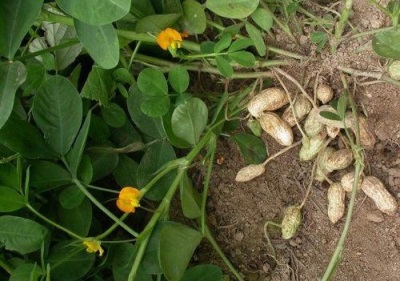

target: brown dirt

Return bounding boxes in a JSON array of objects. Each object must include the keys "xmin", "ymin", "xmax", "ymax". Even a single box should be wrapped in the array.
[{"xmin": 197, "ymin": 1, "xmax": 400, "ymax": 280}]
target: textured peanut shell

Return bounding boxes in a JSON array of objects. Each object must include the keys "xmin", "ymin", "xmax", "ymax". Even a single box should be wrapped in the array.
[
  {"xmin": 259, "ymin": 112, "xmax": 293, "ymax": 146},
  {"xmin": 325, "ymin": 149, "xmax": 353, "ymax": 172},
  {"xmin": 327, "ymin": 183, "xmax": 346, "ymax": 224},
  {"xmin": 341, "ymin": 171, "xmax": 363, "ymax": 192},
  {"xmin": 316, "ymin": 84, "xmax": 334, "ymax": 104},
  {"xmin": 235, "ymin": 164, "xmax": 266, "ymax": 182},
  {"xmin": 299, "ymin": 133, "xmax": 326, "ymax": 161},
  {"xmin": 304, "ymin": 108, "xmax": 325, "ymax": 137},
  {"xmin": 282, "ymin": 95, "xmax": 312, "ymax": 127},
  {"xmin": 326, "ymin": 125, "xmax": 340, "ymax": 138},
  {"xmin": 314, "ymin": 147, "xmax": 335, "ymax": 182},
  {"xmin": 361, "ymin": 176, "xmax": 398, "ymax": 216},
  {"xmin": 354, "ymin": 116, "xmax": 376, "ymax": 150},
  {"xmin": 281, "ymin": 206, "xmax": 302, "ymax": 240},
  {"xmin": 248, "ymin": 87, "xmax": 289, "ymax": 117}
]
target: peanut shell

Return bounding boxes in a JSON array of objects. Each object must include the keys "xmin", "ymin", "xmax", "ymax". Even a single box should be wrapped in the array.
[
  {"xmin": 361, "ymin": 176, "xmax": 398, "ymax": 216},
  {"xmin": 304, "ymin": 108, "xmax": 325, "ymax": 137},
  {"xmin": 326, "ymin": 125, "xmax": 340, "ymax": 139},
  {"xmin": 248, "ymin": 87, "xmax": 289, "ymax": 118},
  {"xmin": 325, "ymin": 149, "xmax": 353, "ymax": 172},
  {"xmin": 299, "ymin": 133, "xmax": 326, "ymax": 161},
  {"xmin": 259, "ymin": 112, "xmax": 293, "ymax": 146},
  {"xmin": 235, "ymin": 164, "xmax": 266, "ymax": 182},
  {"xmin": 316, "ymin": 84, "xmax": 334, "ymax": 104},
  {"xmin": 327, "ymin": 183, "xmax": 346, "ymax": 224},
  {"xmin": 341, "ymin": 171, "xmax": 363, "ymax": 192},
  {"xmin": 281, "ymin": 206, "xmax": 302, "ymax": 240},
  {"xmin": 281, "ymin": 95, "xmax": 312, "ymax": 127},
  {"xmin": 314, "ymin": 147, "xmax": 335, "ymax": 182}
]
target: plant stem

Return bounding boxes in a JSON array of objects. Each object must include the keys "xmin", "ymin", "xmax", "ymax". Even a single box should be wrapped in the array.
[
  {"xmin": 14, "ymin": 39, "xmax": 80, "ymax": 61},
  {"xmin": 26, "ymin": 204, "xmax": 83, "ymax": 240},
  {"xmin": 332, "ymin": 0, "xmax": 354, "ymax": 52},
  {"xmin": 368, "ymin": 0, "xmax": 391, "ymax": 17},
  {"xmin": 337, "ymin": 66, "xmax": 400, "ymax": 87},
  {"xmin": 349, "ymin": 26, "xmax": 394, "ymax": 40},
  {"xmin": 96, "ymin": 213, "xmax": 129, "ymax": 240},
  {"xmin": 73, "ymin": 179, "xmax": 139, "ymax": 238},
  {"xmin": 0, "ymin": 257, "xmax": 14, "ymax": 274},
  {"xmin": 204, "ymin": 225, "xmax": 244, "ymax": 281},
  {"xmin": 0, "ymin": 154, "xmax": 19, "ymax": 164}
]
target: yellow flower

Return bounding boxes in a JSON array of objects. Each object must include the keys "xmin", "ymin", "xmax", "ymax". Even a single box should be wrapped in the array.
[
  {"xmin": 83, "ymin": 239, "xmax": 104, "ymax": 256},
  {"xmin": 156, "ymin": 28, "xmax": 186, "ymax": 50},
  {"xmin": 116, "ymin": 187, "xmax": 141, "ymax": 213}
]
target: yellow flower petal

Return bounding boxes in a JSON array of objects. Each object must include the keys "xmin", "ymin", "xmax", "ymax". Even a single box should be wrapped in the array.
[
  {"xmin": 83, "ymin": 240, "xmax": 104, "ymax": 257},
  {"xmin": 156, "ymin": 28, "xmax": 184, "ymax": 50},
  {"xmin": 116, "ymin": 187, "xmax": 141, "ymax": 213}
]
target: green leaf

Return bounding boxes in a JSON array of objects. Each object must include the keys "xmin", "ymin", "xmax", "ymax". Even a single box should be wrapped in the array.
[
  {"xmin": 206, "ymin": 0, "xmax": 259, "ymax": 19},
  {"xmin": 0, "ymin": 164, "xmax": 18, "ymax": 190},
  {"xmin": 113, "ymin": 155, "xmax": 138, "ymax": 187},
  {"xmin": 181, "ymin": 0, "xmax": 206, "ymax": 34},
  {"xmin": 372, "ymin": 30, "xmax": 400, "ymax": 59},
  {"xmin": 337, "ymin": 94, "xmax": 348, "ymax": 120},
  {"xmin": 168, "ymin": 66, "xmax": 190, "ymax": 93},
  {"xmin": 48, "ymin": 241, "xmax": 95, "ymax": 281},
  {"xmin": 181, "ymin": 265, "xmax": 223, "ymax": 281},
  {"xmin": 111, "ymin": 120, "xmax": 142, "ymax": 146},
  {"xmin": 21, "ymin": 62, "xmax": 46, "ymax": 96},
  {"xmin": 310, "ymin": 31, "xmax": 328, "ymax": 51},
  {"xmin": 56, "ymin": 0, "xmax": 131, "ymax": 25},
  {"xmin": 41, "ymin": 22, "xmax": 82, "ymax": 71},
  {"xmin": 101, "ymin": 103, "xmax": 126, "ymax": 128},
  {"xmin": 171, "ymin": 97, "xmax": 208, "ymax": 145},
  {"xmin": 162, "ymin": 110, "xmax": 192, "ymax": 149},
  {"xmin": 319, "ymin": 111, "xmax": 341, "ymax": 121},
  {"xmin": 58, "ymin": 198, "xmax": 92, "ymax": 237},
  {"xmin": 75, "ymin": 20, "xmax": 119, "ymax": 69},
  {"xmin": 142, "ymin": 223, "xmax": 164, "ymax": 274},
  {"xmin": 33, "ymin": 75, "xmax": 82, "ymax": 156},
  {"xmin": 88, "ymin": 114, "xmax": 110, "ymax": 142},
  {"xmin": 228, "ymin": 38, "xmax": 254, "ymax": 52},
  {"xmin": 251, "ymin": 8, "xmax": 273, "ymax": 32},
  {"xmin": 136, "ymin": 14, "xmax": 182, "ymax": 32},
  {"xmin": 127, "ymin": 85, "xmax": 166, "ymax": 139},
  {"xmin": 0, "ymin": 117, "xmax": 54, "ymax": 159},
  {"xmin": 81, "ymin": 66, "xmax": 114, "ymax": 106},
  {"xmin": 0, "ymin": 186, "xmax": 25, "ymax": 212},
  {"xmin": 137, "ymin": 68, "xmax": 170, "ymax": 117},
  {"xmin": 137, "ymin": 141, "xmax": 176, "ymax": 200},
  {"xmin": 180, "ymin": 173, "xmax": 201, "ymax": 219},
  {"xmin": 66, "ymin": 112, "xmax": 92, "ymax": 177},
  {"xmin": 215, "ymin": 56, "xmax": 233, "ymax": 78},
  {"xmin": 160, "ymin": 222, "xmax": 203, "ymax": 281},
  {"xmin": 58, "ymin": 186, "xmax": 85, "ymax": 209},
  {"xmin": 232, "ymin": 133, "xmax": 267, "ymax": 164},
  {"xmin": 89, "ymin": 152, "xmax": 119, "ymax": 181},
  {"xmin": 0, "ymin": 216, "xmax": 48, "ymax": 254},
  {"xmin": 30, "ymin": 161, "xmax": 71, "ymax": 190},
  {"xmin": 214, "ymin": 33, "xmax": 232, "ymax": 53},
  {"xmin": 228, "ymin": 51, "xmax": 255, "ymax": 67},
  {"xmin": 0, "ymin": 0, "xmax": 44, "ymax": 59},
  {"xmin": 0, "ymin": 61, "xmax": 27, "ymax": 130},
  {"xmin": 245, "ymin": 22, "xmax": 266, "ymax": 56},
  {"xmin": 9, "ymin": 263, "xmax": 42, "ymax": 281}
]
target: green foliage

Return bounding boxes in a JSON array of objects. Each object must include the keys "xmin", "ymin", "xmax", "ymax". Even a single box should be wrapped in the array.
[
  {"xmin": 0, "ymin": 186, "xmax": 25, "ymax": 212},
  {"xmin": 206, "ymin": 0, "xmax": 259, "ymax": 19},
  {"xmin": 373, "ymin": 30, "xmax": 400, "ymax": 59},
  {"xmin": 232, "ymin": 133, "xmax": 267, "ymax": 164}
]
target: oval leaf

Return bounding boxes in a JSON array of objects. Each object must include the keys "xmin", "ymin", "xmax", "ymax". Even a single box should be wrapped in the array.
[
  {"xmin": 81, "ymin": 66, "xmax": 114, "ymax": 106},
  {"xmin": 245, "ymin": 22, "xmax": 266, "ymax": 56},
  {"xmin": 250, "ymin": 8, "xmax": 273, "ymax": 32},
  {"xmin": 58, "ymin": 198, "xmax": 92, "ymax": 237},
  {"xmin": 56, "ymin": 0, "xmax": 131, "ymax": 25},
  {"xmin": 181, "ymin": 0, "xmax": 207, "ymax": 34},
  {"xmin": 228, "ymin": 51, "xmax": 255, "ymax": 67},
  {"xmin": 168, "ymin": 66, "xmax": 190, "ymax": 94},
  {"xmin": 113, "ymin": 154, "xmax": 138, "ymax": 188},
  {"xmin": 372, "ymin": 30, "xmax": 400, "ymax": 59},
  {"xmin": 171, "ymin": 97, "xmax": 208, "ymax": 145},
  {"xmin": 181, "ymin": 265, "xmax": 223, "ymax": 281},
  {"xmin": 206, "ymin": 0, "xmax": 259, "ymax": 19},
  {"xmin": 58, "ymin": 185, "xmax": 85, "ymax": 209},
  {"xmin": 75, "ymin": 20, "xmax": 119, "ymax": 69},
  {"xmin": 101, "ymin": 102, "xmax": 126, "ymax": 128},
  {"xmin": 0, "ymin": 186, "xmax": 25, "ymax": 212},
  {"xmin": 232, "ymin": 133, "xmax": 267, "ymax": 164},
  {"xmin": 180, "ymin": 173, "xmax": 201, "ymax": 219},
  {"xmin": 215, "ymin": 55, "xmax": 233, "ymax": 78},
  {"xmin": 33, "ymin": 76, "xmax": 83, "ymax": 156},
  {"xmin": 0, "ymin": 216, "xmax": 48, "ymax": 254}
]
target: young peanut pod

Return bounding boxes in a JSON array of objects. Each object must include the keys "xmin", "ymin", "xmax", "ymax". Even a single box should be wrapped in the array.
[
  {"xmin": 388, "ymin": 60, "xmax": 400, "ymax": 80},
  {"xmin": 304, "ymin": 108, "xmax": 325, "ymax": 137},
  {"xmin": 341, "ymin": 171, "xmax": 363, "ymax": 192},
  {"xmin": 361, "ymin": 176, "xmax": 398, "ymax": 216},
  {"xmin": 316, "ymin": 84, "xmax": 334, "ymax": 104},
  {"xmin": 325, "ymin": 149, "xmax": 353, "ymax": 172},
  {"xmin": 235, "ymin": 164, "xmax": 266, "ymax": 182},
  {"xmin": 281, "ymin": 95, "xmax": 312, "ymax": 127},
  {"xmin": 326, "ymin": 125, "xmax": 340, "ymax": 139},
  {"xmin": 352, "ymin": 116, "xmax": 376, "ymax": 150},
  {"xmin": 259, "ymin": 112, "xmax": 294, "ymax": 146},
  {"xmin": 327, "ymin": 183, "xmax": 346, "ymax": 224},
  {"xmin": 248, "ymin": 87, "xmax": 289, "ymax": 118},
  {"xmin": 299, "ymin": 133, "xmax": 326, "ymax": 161},
  {"xmin": 314, "ymin": 147, "xmax": 335, "ymax": 182},
  {"xmin": 281, "ymin": 206, "xmax": 302, "ymax": 240}
]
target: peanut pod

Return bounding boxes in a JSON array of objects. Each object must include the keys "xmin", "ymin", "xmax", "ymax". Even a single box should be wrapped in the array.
[
  {"xmin": 341, "ymin": 171, "xmax": 363, "ymax": 192},
  {"xmin": 248, "ymin": 87, "xmax": 289, "ymax": 118},
  {"xmin": 281, "ymin": 205, "xmax": 302, "ymax": 240},
  {"xmin": 316, "ymin": 84, "xmax": 334, "ymax": 104},
  {"xmin": 299, "ymin": 133, "xmax": 326, "ymax": 161},
  {"xmin": 361, "ymin": 176, "xmax": 398, "ymax": 216},
  {"xmin": 281, "ymin": 95, "xmax": 312, "ymax": 127},
  {"xmin": 324, "ymin": 149, "xmax": 353, "ymax": 172},
  {"xmin": 326, "ymin": 125, "xmax": 340, "ymax": 139},
  {"xmin": 327, "ymin": 183, "xmax": 346, "ymax": 224},
  {"xmin": 259, "ymin": 112, "xmax": 294, "ymax": 146},
  {"xmin": 314, "ymin": 147, "xmax": 335, "ymax": 182},
  {"xmin": 304, "ymin": 108, "xmax": 325, "ymax": 137},
  {"xmin": 235, "ymin": 164, "xmax": 266, "ymax": 182}
]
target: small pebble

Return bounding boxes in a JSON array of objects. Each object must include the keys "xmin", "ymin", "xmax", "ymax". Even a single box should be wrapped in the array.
[
  {"xmin": 366, "ymin": 211, "xmax": 384, "ymax": 223},
  {"xmin": 235, "ymin": 232, "xmax": 244, "ymax": 242},
  {"xmin": 289, "ymin": 240, "xmax": 298, "ymax": 247},
  {"xmin": 262, "ymin": 263, "xmax": 271, "ymax": 273}
]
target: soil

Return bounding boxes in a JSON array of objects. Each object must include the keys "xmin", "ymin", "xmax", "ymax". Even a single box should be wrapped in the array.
[{"xmin": 196, "ymin": 1, "xmax": 400, "ymax": 280}]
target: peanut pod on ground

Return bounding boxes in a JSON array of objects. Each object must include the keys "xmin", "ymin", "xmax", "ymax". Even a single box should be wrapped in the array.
[
  {"xmin": 281, "ymin": 205, "xmax": 302, "ymax": 240},
  {"xmin": 341, "ymin": 171, "xmax": 363, "ymax": 192},
  {"xmin": 299, "ymin": 133, "xmax": 326, "ymax": 161},
  {"xmin": 324, "ymin": 149, "xmax": 353, "ymax": 172},
  {"xmin": 281, "ymin": 95, "xmax": 312, "ymax": 127},
  {"xmin": 248, "ymin": 87, "xmax": 289, "ymax": 118},
  {"xmin": 235, "ymin": 164, "xmax": 266, "ymax": 182},
  {"xmin": 314, "ymin": 147, "xmax": 335, "ymax": 182},
  {"xmin": 327, "ymin": 183, "xmax": 346, "ymax": 224},
  {"xmin": 316, "ymin": 84, "xmax": 334, "ymax": 104},
  {"xmin": 304, "ymin": 108, "xmax": 325, "ymax": 137},
  {"xmin": 259, "ymin": 112, "xmax": 294, "ymax": 146}
]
